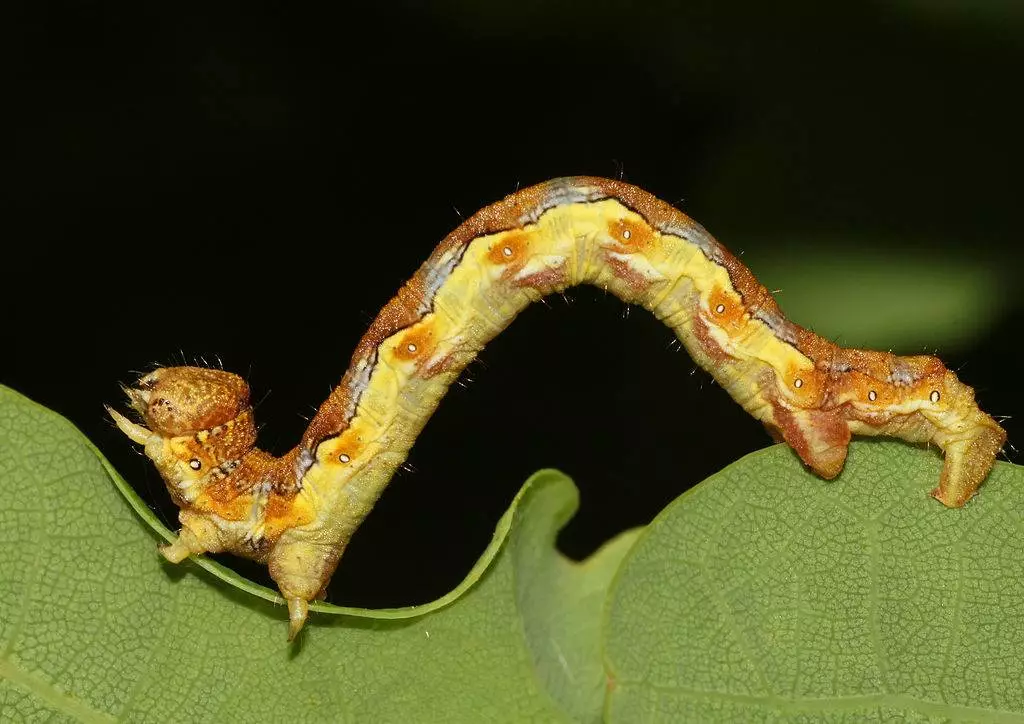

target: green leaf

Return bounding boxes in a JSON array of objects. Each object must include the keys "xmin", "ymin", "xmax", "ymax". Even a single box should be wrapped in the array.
[
  {"xmin": 604, "ymin": 442, "xmax": 1024, "ymax": 721},
  {"xmin": 3, "ymin": 384, "xmax": 1024, "ymax": 722},
  {"xmin": 515, "ymin": 497, "xmax": 642, "ymax": 722},
  {"xmin": 0, "ymin": 385, "xmax": 633, "ymax": 722}
]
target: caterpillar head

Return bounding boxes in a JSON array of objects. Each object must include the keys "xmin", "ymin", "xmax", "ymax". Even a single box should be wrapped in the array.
[{"xmin": 107, "ymin": 367, "xmax": 257, "ymax": 502}]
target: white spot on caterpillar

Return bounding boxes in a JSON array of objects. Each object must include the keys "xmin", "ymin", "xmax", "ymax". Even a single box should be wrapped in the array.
[
  {"xmin": 715, "ymin": 303, "xmax": 726, "ymax": 314},
  {"xmin": 930, "ymin": 390, "xmax": 941, "ymax": 403},
  {"xmin": 339, "ymin": 453, "xmax": 351, "ymax": 463},
  {"xmin": 174, "ymin": 476, "xmax": 200, "ymax": 503},
  {"xmin": 502, "ymin": 246, "xmax": 513, "ymax": 257},
  {"xmin": 794, "ymin": 378, "xmax": 803, "ymax": 388},
  {"xmin": 189, "ymin": 459, "xmax": 202, "ymax": 471},
  {"xmin": 888, "ymin": 365, "xmax": 916, "ymax": 386},
  {"xmin": 622, "ymin": 229, "xmax": 632, "ymax": 240},
  {"xmin": 296, "ymin": 449, "xmax": 316, "ymax": 478},
  {"xmin": 407, "ymin": 343, "xmax": 418, "ymax": 353},
  {"xmin": 868, "ymin": 390, "xmax": 878, "ymax": 401},
  {"xmin": 244, "ymin": 481, "xmax": 274, "ymax": 544}
]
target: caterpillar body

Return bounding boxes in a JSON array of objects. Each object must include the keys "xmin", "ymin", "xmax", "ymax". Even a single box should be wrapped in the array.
[{"xmin": 108, "ymin": 177, "xmax": 1006, "ymax": 639}]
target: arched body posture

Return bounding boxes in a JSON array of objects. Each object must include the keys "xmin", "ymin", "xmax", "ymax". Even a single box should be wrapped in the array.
[{"xmin": 109, "ymin": 177, "xmax": 1005, "ymax": 638}]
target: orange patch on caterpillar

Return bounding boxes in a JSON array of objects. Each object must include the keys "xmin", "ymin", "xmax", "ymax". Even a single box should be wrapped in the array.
[
  {"xmin": 203, "ymin": 474, "xmax": 247, "ymax": 504},
  {"xmin": 321, "ymin": 427, "xmax": 365, "ymax": 465},
  {"xmin": 896, "ymin": 354, "xmax": 945, "ymax": 378},
  {"xmin": 393, "ymin": 326, "xmax": 436, "ymax": 362},
  {"xmin": 842, "ymin": 370, "xmax": 897, "ymax": 407},
  {"xmin": 193, "ymin": 490, "xmax": 252, "ymax": 522},
  {"xmin": 608, "ymin": 217, "xmax": 654, "ymax": 250},
  {"xmin": 783, "ymin": 364, "xmax": 826, "ymax": 408},
  {"xmin": 264, "ymin": 493, "xmax": 316, "ymax": 537},
  {"xmin": 707, "ymin": 286, "xmax": 747, "ymax": 333},
  {"xmin": 487, "ymin": 231, "xmax": 530, "ymax": 265},
  {"xmin": 169, "ymin": 436, "xmax": 211, "ymax": 463}
]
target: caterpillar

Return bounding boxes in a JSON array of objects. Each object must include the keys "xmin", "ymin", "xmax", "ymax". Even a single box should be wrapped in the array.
[{"xmin": 108, "ymin": 176, "xmax": 1006, "ymax": 639}]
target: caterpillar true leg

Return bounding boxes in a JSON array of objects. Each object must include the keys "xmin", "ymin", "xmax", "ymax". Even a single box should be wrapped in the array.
[{"xmin": 110, "ymin": 177, "xmax": 1006, "ymax": 638}]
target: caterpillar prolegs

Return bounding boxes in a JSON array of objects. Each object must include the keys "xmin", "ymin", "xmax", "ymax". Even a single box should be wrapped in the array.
[{"xmin": 108, "ymin": 177, "xmax": 1006, "ymax": 639}]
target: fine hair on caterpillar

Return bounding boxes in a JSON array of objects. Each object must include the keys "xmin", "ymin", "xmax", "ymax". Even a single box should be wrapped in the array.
[{"xmin": 108, "ymin": 176, "xmax": 1006, "ymax": 640}]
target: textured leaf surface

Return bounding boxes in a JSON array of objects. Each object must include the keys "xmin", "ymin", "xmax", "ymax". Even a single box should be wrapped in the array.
[
  {"xmin": 0, "ymin": 386, "xmax": 631, "ymax": 723},
  {"xmin": 604, "ymin": 442, "xmax": 1024, "ymax": 721},
  {"xmin": 3, "ymin": 385, "xmax": 1023, "ymax": 723}
]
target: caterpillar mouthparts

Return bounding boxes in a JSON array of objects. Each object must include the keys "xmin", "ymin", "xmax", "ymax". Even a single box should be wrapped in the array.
[{"xmin": 109, "ymin": 176, "xmax": 1005, "ymax": 639}]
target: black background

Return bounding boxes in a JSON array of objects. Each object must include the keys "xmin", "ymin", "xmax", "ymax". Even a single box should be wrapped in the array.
[{"xmin": 6, "ymin": 2, "xmax": 1022, "ymax": 608}]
